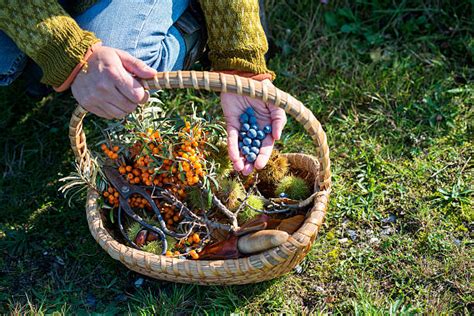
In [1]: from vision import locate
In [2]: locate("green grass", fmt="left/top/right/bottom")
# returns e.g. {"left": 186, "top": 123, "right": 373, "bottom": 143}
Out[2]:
{"left": 1, "top": 0, "right": 473, "bottom": 314}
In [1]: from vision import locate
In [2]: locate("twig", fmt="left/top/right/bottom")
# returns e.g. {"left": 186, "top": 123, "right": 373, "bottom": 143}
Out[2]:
{"left": 235, "top": 173, "right": 259, "bottom": 216}
{"left": 160, "top": 190, "right": 234, "bottom": 232}
{"left": 199, "top": 184, "right": 238, "bottom": 228}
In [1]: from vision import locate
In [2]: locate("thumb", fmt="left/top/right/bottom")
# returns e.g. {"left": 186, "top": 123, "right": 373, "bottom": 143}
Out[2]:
{"left": 115, "top": 50, "right": 157, "bottom": 78}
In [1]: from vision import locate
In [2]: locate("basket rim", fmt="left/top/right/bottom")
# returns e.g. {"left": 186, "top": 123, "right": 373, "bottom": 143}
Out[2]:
{"left": 70, "top": 71, "right": 332, "bottom": 284}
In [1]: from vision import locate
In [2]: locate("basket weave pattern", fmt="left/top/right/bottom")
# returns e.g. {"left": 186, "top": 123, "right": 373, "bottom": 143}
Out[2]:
{"left": 69, "top": 71, "right": 331, "bottom": 285}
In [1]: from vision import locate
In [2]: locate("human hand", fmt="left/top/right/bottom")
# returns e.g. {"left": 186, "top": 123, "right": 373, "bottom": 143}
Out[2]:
{"left": 221, "top": 79, "right": 287, "bottom": 176}
{"left": 71, "top": 45, "right": 157, "bottom": 119}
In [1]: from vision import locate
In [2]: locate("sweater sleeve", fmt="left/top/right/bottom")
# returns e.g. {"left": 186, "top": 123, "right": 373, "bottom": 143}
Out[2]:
{"left": 0, "top": 0, "right": 100, "bottom": 87}
{"left": 199, "top": 0, "right": 275, "bottom": 79}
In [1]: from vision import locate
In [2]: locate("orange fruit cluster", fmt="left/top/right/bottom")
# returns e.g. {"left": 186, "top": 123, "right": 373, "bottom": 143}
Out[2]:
{"left": 101, "top": 144, "right": 119, "bottom": 160}
{"left": 166, "top": 233, "right": 201, "bottom": 259}
{"left": 159, "top": 202, "right": 182, "bottom": 227}
{"left": 103, "top": 187, "right": 120, "bottom": 208}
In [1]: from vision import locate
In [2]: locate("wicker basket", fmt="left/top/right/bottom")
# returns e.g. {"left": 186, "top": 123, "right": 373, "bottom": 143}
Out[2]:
{"left": 69, "top": 71, "right": 331, "bottom": 285}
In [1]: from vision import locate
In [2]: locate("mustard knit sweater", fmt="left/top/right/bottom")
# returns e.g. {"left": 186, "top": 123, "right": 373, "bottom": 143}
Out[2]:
{"left": 0, "top": 0, "right": 274, "bottom": 87}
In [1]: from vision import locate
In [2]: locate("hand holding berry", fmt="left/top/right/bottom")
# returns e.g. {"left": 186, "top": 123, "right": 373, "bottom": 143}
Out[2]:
{"left": 220, "top": 79, "right": 287, "bottom": 176}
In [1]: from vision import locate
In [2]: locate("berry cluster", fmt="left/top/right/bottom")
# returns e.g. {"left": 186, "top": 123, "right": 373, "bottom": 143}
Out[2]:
{"left": 238, "top": 108, "right": 272, "bottom": 163}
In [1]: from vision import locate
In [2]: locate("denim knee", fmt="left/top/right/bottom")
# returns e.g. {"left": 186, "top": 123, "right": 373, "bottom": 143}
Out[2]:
{"left": 0, "top": 31, "right": 27, "bottom": 86}
{"left": 76, "top": 0, "right": 189, "bottom": 72}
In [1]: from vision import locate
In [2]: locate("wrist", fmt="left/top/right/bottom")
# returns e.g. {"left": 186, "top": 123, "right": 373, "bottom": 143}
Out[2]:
{"left": 53, "top": 42, "right": 102, "bottom": 92}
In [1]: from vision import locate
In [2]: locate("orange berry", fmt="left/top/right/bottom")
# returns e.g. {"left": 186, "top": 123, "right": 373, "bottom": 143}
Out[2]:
{"left": 113, "top": 146, "right": 119, "bottom": 152}
{"left": 100, "top": 144, "right": 107, "bottom": 151}
{"left": 127, "top": 173, "right": 134, "bottom": 180}
{"left": 167, "top": 219, "right": 174, "bottom": 225}
{"left": 192, "top": 233, "right": 200, "bottom": 244}
{"left": 134, "top": 177, "right": 140, "bottom": 184}
{"left": 132, "top": 169, "right": 140, "bottom": 176}
{"left": 189, "top": 250, "right": 199, "bottom": 260}
{"left": 108, "top": 187, "right": 114, "bottom": 194}
{"left": 118, "top": 166, "right": 126, "bottom": 174}
{"left": 103, "top": 191, "right": 110, "bottom": 197}
{"left": 125, "top": 165, "right": 132, "bottom": 172}
{"left": 174, "top": 251, "right": 180, "bottom": 256}
{"left": 165, "top": 250, "right": 173, "bottom": 257}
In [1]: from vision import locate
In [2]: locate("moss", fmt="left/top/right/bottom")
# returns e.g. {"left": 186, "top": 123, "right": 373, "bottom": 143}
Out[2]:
{"left": 238, "top": 195, "right": 265, "bottom": 223}
{"left": 275, "top": 176, "right": 311, "bottom": 200}
{"left": 127, "top": 222, "right": 142, "bottom": 241}
{"left": 257, "top": 150, "right": 289, "bottom": 184}
{"left": 186, "top": 186, "right": 211, "bottom": 210}
{"left": 141, "top": 241, "right": 162, "bottom": 255}
{"left": 217, "top": 178, "right": 245, "bottom": 211}
{"left": 210, "top": 141, "right": 233, "bottom": 178}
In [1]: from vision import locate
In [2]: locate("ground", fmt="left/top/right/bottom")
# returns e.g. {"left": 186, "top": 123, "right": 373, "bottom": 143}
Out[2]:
{"left": 1, "top": 0, "right": 473, "bottom": 314}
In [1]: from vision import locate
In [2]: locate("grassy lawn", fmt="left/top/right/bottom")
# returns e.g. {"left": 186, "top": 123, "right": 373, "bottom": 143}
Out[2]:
{"left": 1, "top": 0, "right": 472, "bottom": 314}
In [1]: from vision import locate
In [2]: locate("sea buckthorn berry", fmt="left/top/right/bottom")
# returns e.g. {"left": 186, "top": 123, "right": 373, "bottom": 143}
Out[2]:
{"left": 113, "top": 146, "right": 119, "bottom": 152}
{"left": 189, "top": 250, "right": 199, "bottom": 260}
{"left": 165, "top": 250, "right": 173, "bottom": 257}
{"left": 192, "top": 233, "right": 200, "bottom": 243}
{"left": 126, "top": 166, "right": 132, "bottom": 172}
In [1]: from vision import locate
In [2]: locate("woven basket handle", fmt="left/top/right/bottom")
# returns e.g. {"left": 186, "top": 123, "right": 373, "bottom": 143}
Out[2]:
{"left": 69, "top": 71, "right": 331, "bottom": 190}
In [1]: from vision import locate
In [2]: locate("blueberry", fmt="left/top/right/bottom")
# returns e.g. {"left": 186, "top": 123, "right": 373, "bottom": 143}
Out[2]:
{"left": 249, "top": 116, "right": 257, "bottom": 125}
{"left": 279, "top": 192, "right": 288, "bottom": 198}
{"left": 247, "top": 129, "right": 257, "bottom": 139}
{"left": 238, "top": 141, "right": 243, "bottom": 149}
{"left": 250, "top": 146, "right": 260, "bottom": 154}
{"left": 246, "top": 153, "right": 257, "bottom": 162}
{"left": 245, "top": 107, "right": 255, "bottom": 116}
{"left": 263, "top": 125, "right": 272, "bottom": 134}
{"left": 239, "top": 131, "right": 246, "bottom": 139}
{"left": 243, "top": 137, "right": 252, "bottom": 146}
{"left": 250, "top": 124, "right": 259, "bottom": 131}
{"left": 252, "top": 139, "right": 261, "bottom": 147}
{"left": 241, "top": 146, "right": 250, "bottom": 155}
{"left": 241, "top": 123, "right": 250, "bottom": 132}
{"left": 239, "top": 113, "right": 249, "bottom": 124}
{"left": 256, "top": 130, "right": 266, "bottom": 140}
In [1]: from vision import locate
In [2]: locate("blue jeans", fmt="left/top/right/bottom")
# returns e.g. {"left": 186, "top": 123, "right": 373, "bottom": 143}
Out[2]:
{"left": 0, "top": 0, "right": 190, "bottom": 86}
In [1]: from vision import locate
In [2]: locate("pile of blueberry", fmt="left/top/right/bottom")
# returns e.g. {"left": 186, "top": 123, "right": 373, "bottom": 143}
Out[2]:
{"left": 238, "top": 107, "right": 272, "bottom": 163}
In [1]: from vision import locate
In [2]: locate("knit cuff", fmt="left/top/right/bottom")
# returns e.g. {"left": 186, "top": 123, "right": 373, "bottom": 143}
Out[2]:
{"left": 210, "top": 50, "right": 276, "bottom": 81}
{"left": 33, "top": 17, "right": 100, "bottom": 87}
